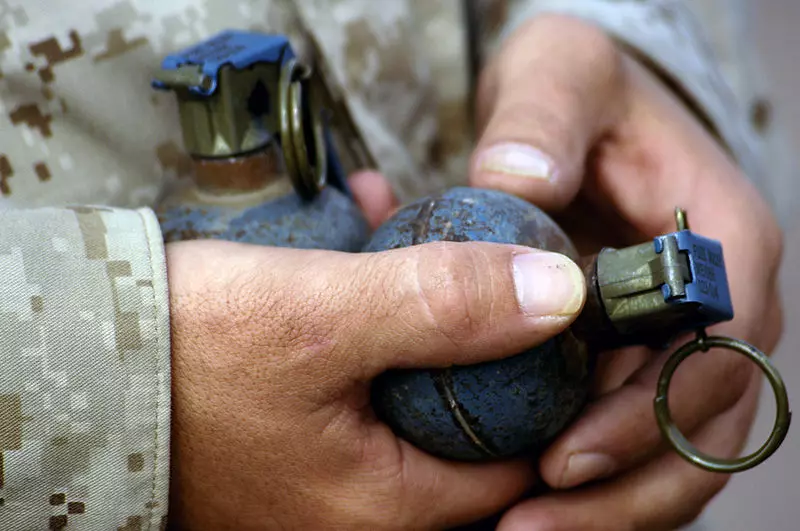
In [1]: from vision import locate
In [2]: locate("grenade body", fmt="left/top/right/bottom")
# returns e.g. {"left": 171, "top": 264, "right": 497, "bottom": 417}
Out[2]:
{"left": 157, "top": 178, "right": 370, "bottom": 250}
{"left": 365, "top": 187, "right": 593, "bottom": 461}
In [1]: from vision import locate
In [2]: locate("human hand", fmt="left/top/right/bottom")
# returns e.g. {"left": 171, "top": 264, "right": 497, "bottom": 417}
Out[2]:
{"left": 164, "top": 172, "right": 588, "bottom": 530}
{"left": 470, "top": 14, "right": 784, "bottom": 531}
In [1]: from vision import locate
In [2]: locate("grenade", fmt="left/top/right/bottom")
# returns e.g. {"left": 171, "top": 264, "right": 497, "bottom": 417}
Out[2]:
{"left": 153, "top": 31, "right": 790, "bottom": 475}
{"left": 151, "top": 30, "right": 371, "bottom": 251}
{"left": 366, "top": 187, "right": 791, "bottom": 473}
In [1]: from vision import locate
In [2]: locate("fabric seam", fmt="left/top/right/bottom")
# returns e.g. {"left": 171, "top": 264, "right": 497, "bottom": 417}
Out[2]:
{"left": 138, "top": 208, "right": 164, "bottom": 531}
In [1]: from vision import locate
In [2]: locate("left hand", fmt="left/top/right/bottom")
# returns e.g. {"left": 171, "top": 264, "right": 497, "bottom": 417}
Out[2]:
{"left": 469, "top": 14, "right": 785, "bottom": 530}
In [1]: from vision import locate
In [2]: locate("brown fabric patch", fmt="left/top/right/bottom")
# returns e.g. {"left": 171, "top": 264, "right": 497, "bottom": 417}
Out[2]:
{"left": 118, "top": 516, "right": 142, "bottom": 531}
{"left": 34, "top": 162, "right": 52, "bottom": 182}
{"left": 30, "top": 295, "right": 44, "bottom": 313}
{"left": 0, "top": 155, "right": 13, "bottom": 196}
{"left": 49, "top": 493, "right": 66, "bottom": 506}
{"left": 70, "top": 208, "right": 108, "bottom": 260}
{"left": 0, "top": 395, "right": 23, "bottom": 450}
{"left": 127, "top": 453, "right": 144, "bottom": 472}
{"left": 68, "top": 501, "right": 85, "bottom": 514}
{"left": 94, "top": 28, "right": 147, "bottom": 62}
{"left": 106, "top": 261, "right": 132, "bottom": 278}
{"left": 9, "top": 103, "right": 53, "bottom": 137}
{"left": 136, "top": 280, "right": 153, "bottom": 287}
{"left": 29, "top": 31, "right": 84, "bottom": 84}
{"left": 49, "top": 515, "right": 67, "bottom": 530}
{"left": 115, "top": 313, "right": 143, "bottom": 351}
{"left": 344, "top": 19, "right": 414, "bottom": 91}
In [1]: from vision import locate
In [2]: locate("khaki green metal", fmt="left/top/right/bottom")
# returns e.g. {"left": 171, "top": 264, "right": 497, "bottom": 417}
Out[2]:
{"left": 596, "top": 240, "right": 691, "bottom": 335}
{"left": 153, "top": 62, "right": 282, "bottom": 158}
{"left": 154, "top": 51, "right": 337, "bottom": 200}
{"left": 655, "top": 332, "right": 791, "bottom": 473}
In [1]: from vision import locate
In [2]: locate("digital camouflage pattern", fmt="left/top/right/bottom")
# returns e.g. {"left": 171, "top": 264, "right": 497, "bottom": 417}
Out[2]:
{"left": 0, "top": 0, "right": 792, "bottom": 529}
{"left": 0, "top": 206, "right": 169, "bottom": 530}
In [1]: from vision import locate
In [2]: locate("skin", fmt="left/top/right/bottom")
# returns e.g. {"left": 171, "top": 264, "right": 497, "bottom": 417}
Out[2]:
{"left": 165, "top": 13, "right": 784, "bottom": 531}
{"left": 469, "top": 15, "right": 784, "bottom": 531}
{"left": 165, "top": 173, "right": 586, "bottom": 530}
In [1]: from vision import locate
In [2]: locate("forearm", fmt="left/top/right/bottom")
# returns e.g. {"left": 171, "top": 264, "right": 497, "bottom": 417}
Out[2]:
{"left": 0, "top": 206, "right": 171, "bottom": 529}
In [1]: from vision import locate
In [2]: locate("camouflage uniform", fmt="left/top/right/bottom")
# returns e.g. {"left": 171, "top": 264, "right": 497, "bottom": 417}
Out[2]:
{"left": 0, "top": 1, "right": 791, "bottom": 529}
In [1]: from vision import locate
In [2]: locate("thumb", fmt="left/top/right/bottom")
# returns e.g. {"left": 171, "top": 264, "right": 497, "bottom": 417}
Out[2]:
{"left": 167, "top": 238, "right": 587, "bottom": 382}
{"left": 471, "top": 14, "right": 627, "bottom": 211}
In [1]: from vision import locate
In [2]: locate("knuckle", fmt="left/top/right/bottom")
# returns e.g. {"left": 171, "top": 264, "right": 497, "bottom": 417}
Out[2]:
{"left": 414, "top": 242, "right": 488, "bottom": 347}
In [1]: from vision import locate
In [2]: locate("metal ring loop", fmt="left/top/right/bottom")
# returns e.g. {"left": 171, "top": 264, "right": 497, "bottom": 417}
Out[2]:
{"left": 654, "top": 335, "right": 791, "bottom": 473}
{"left": 279, "top": 58, "right": 327, "bottom": 200}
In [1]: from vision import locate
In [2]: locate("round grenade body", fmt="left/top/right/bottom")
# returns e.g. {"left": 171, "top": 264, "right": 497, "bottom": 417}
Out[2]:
{"left": 157, "top": 180, "right": 371, "bottom": 250}
{"left": 365, "top": 187, "right": 592, "bottom": 461}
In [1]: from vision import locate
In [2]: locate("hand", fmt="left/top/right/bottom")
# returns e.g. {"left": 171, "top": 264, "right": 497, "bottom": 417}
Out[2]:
{"left": 470, "top": 14, "right": 784, "bottom": 531}
{"left": 164, "top": 173, "right": 588, "bottom": 530}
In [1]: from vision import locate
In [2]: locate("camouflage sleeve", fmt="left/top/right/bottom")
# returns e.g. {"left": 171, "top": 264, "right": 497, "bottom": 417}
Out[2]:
{"left": 476, "top": 0, "right": 795, "bottom": 227}
{"left": 0, "top": 206, "right": 170, "bottom": 530}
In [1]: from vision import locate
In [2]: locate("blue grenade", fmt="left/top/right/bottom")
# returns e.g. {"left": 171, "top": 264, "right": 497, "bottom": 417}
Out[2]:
{"left": 366, "top": 188, "right": 790, "bottom": 474}
{"left": 151, "top": 30, "right": 370, "bottom": 251}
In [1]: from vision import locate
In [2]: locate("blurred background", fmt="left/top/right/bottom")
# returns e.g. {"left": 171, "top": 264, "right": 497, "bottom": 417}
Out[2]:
{"left": 690, "top": 1, "right": 800, "bottom": 529}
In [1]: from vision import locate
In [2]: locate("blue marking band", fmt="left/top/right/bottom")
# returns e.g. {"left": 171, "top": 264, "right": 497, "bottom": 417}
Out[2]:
{"left": 654, "top": 230, "right": 734, "bottom": 326}
{"left": 152, "top": 30, "right": 294, "bottom": 96}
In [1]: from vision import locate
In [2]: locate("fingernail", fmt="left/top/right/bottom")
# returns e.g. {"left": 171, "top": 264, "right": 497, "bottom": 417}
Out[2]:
{"left": 513, "top": 252, "right": 585, "bottom": 317}
{"left": 560, "top": 453, "right": 616, "bottom": 488}
{"left": 476, "top": 143, "right": 555, "bottom": 180}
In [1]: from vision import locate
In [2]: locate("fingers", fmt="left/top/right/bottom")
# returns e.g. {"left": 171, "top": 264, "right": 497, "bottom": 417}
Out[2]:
{"left": 471, "top": 14, "right": 627, "bottom": 211}
{"left": 497, "top": 379, "right": 761, "bottom": 531}
{"left": 538, "top": 341, "right": 752, "bottom": 489}
{"left": 347, "top": 170, "right": 399, "bottom": 229}
{"left": 167, "top": 238, "right": 586, "bottom": 385}
{"left": 396, "top": 441, "right": 535, "bottom": 530}
{"left": 537, "top": 274, "right": 781, "bottom": 490}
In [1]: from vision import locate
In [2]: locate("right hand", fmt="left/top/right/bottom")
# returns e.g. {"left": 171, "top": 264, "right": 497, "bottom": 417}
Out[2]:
{"left": 164, "top": 221, "right": 586, "bottom": 529}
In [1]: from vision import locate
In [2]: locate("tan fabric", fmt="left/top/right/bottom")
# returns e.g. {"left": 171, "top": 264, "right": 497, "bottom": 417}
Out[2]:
{"left": 0, "top": 0, "right": 788, "bottom": 528}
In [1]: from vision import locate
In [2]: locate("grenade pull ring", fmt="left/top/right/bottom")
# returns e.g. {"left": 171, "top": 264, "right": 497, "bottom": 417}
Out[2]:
{"left": 279, "top": 57, "right": 328, "bottom": 200}
{"left": 653, "top": 209, "right": 792, "bottom": 473}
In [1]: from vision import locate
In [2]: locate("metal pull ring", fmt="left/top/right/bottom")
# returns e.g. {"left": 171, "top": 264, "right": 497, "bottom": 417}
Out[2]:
{"left": 279, "top": 58, "right": 327, "bottom": 200}
{"left": 654, "top": 333, "right": 792, "bottom": 473}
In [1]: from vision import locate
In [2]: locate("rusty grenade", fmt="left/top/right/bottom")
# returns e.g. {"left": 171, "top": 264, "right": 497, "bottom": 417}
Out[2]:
{"left": 152, "top": 30, "right": 371, "bottom": 251}
{"left": 153, "top": 31, "right": 790, "bottom": 475}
